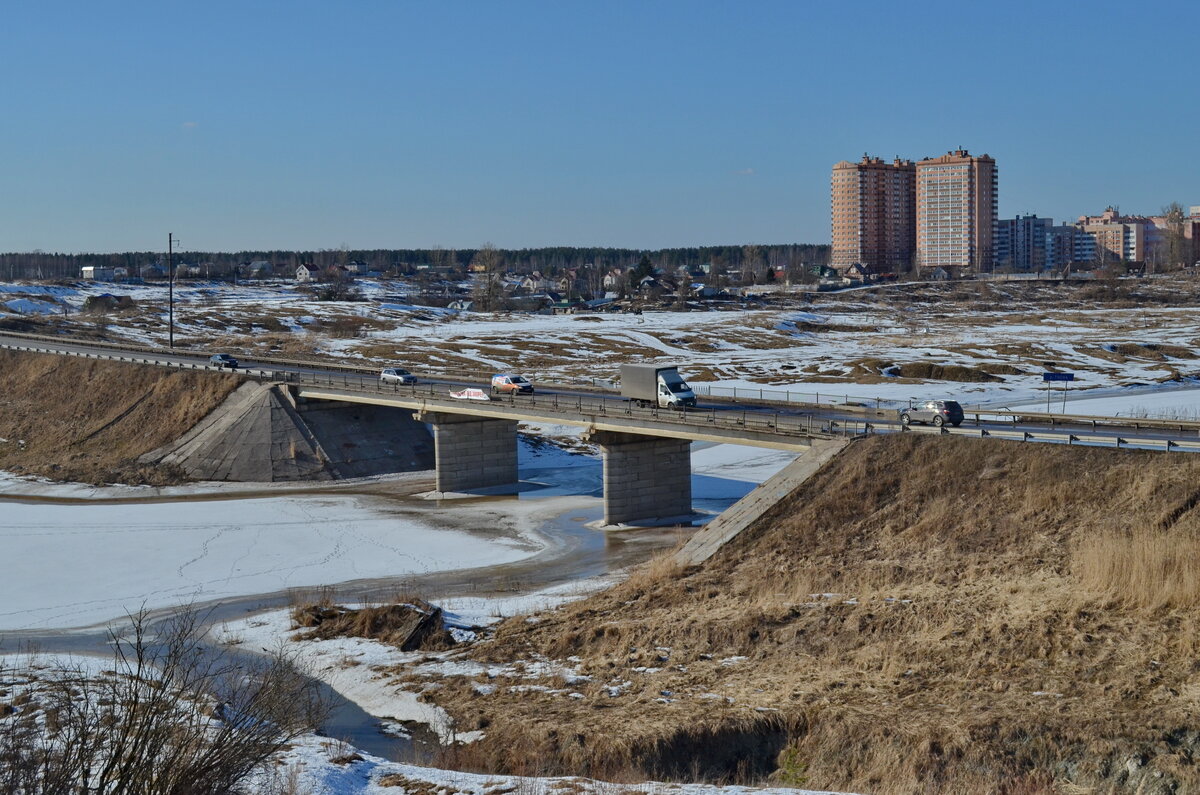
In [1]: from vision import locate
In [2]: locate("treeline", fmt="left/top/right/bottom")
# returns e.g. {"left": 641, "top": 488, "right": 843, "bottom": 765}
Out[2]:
{"left": 0, "top": 244, "right": 829, "bottom": 281}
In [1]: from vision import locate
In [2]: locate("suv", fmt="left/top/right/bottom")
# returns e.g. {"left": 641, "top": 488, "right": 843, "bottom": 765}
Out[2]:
{"left": 901, "top": 400, "right": 964, "bottom": 428}
{"left": 380, "top": 367, "right": 417, "bottom": 385}
{"left": 209, "top": 353, "right": 239, "bottom": 370}
{"left": 491, "top": 374, "right": 534, "bottom": 395}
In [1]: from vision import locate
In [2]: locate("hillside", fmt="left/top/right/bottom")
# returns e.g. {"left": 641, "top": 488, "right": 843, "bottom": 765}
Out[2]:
{"left": 403, "top": 435, "right": 1200, "bottom": 793}
{"left": 0, "top": 351, "right": 240, "bottom": 484}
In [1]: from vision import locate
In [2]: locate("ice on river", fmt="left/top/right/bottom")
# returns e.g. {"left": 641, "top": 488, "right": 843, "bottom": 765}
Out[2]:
{"left": 0, "top": 493, "right": 545, "bottom": 631}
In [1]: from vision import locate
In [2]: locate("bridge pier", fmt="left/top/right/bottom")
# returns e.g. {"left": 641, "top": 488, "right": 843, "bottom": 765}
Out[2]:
{"left": 588, "top": 431, "right": 692, "bottom": 525}
{"left": 416, "top": 412, "right": 518, "bottom": 493}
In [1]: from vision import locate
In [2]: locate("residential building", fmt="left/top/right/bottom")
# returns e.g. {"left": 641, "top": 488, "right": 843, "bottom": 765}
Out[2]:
{"left": 295, "top": 264, "right": 317, "bottom": 283}
{"left": 80, "top": 266, "right": 115, "bottom": 281}
{"left": 1045, "top": 224, "right": 1083, "bottom": 269}
{"left": 915, "top": 149, "right": 998, "bottom": 274}
{"left": 830, "top": 154, "right": 915, "bottom": 274}
{"left": 1077, "top": 208, "right": 1145, "bottom": 264}
{"left": 995, "top": 214, "right": 1052, "bottom": 271}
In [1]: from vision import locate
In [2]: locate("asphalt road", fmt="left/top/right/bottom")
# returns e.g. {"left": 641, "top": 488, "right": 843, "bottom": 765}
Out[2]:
{"left": 4, "top": 332, "right": 1199, "bottom": 450}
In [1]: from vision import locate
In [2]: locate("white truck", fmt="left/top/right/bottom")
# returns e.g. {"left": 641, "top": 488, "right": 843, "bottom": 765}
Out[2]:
{"left": 620, "top": 364, "right": 697, "bottom": 410}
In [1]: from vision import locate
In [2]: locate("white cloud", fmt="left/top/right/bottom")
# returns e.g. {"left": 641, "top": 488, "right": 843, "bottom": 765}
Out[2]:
{"left": 181, "top": 121, "right": 198, "bottom": 130}
{"left": 735, "top": 167, "right": 755, "bottom": 176}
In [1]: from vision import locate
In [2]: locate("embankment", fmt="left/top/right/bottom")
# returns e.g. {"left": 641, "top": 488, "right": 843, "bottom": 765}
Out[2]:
{"left": 413, "top": 435, "right": 1200, "bottom": 793}
{"left": 0, "top": 350, "right": 240, "bottom": 484}
{"left": 0, "top": 350, "right": 435, "bottom": 485}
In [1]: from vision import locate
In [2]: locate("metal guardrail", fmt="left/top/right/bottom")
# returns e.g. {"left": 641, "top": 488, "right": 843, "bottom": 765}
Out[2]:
{"left": 902, "top": 423, "right": 1200, "bottom": 452}
{"left": 963, "top": 409, "right": 1200, "bottom": 435}
{"left": 691, "top": 383, "right": 902, "bottom": 410}
{"left": 0, "top": 330, "right": 618, "bottom": 395}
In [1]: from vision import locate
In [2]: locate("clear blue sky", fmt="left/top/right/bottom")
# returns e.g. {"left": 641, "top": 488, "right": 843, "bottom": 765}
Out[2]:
{"left": 2, "top": 1, "right": 1195, "bottom": 253}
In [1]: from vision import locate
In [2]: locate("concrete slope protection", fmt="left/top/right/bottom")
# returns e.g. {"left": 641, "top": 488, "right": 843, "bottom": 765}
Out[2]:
{"left": 674, "top": 437, "right": 849, "bottom": 566}
{"left": 141, "top": 383, "right": 434, "bottom": 482}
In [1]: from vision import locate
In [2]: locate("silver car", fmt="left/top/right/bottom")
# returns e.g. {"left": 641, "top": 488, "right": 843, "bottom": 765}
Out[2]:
{"left": 900, "top": 399, "right": 964, "bottom": 428}
{"left": 380, "top": 367, "right": 417, "bottom": 385}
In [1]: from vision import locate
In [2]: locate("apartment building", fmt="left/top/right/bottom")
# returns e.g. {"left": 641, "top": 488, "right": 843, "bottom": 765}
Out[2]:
{"left": 830, "top": 155, "right": 915, "bottom": 274}
{"left": 915, "top": 150, "right": 998, "bottom": 273}
{"left": 995, "top": 214, "right": 1052, "bottom": 271}
{"left": 1077, "top": 207, "right": 1144, "bottom": 263}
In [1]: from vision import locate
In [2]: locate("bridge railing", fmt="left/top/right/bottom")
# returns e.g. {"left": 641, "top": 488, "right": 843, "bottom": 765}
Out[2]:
{"left": 287, "top": 369, "right": 871, "bottom": 441}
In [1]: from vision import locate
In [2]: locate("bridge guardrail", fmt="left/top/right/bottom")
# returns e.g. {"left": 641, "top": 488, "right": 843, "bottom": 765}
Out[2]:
{"left": 288, "top": 371, "right": 870, "bottom": 442}
{"left": 6, "top": 331, "right": 1200, "bottom": 439}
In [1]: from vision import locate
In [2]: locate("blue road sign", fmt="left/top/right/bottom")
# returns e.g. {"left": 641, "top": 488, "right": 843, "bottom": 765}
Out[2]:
{"left": 1042, "top": 372, "right": 1075, "bottom": 382}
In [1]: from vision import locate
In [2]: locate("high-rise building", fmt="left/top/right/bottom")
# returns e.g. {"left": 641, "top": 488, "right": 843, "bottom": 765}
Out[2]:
{"left": 830, "top": 155, "right": 915, "bottom": 274}
{"left": 995, "top": 214, "right": 1052, "bottom": 271}
{"left": 1045, "top": 223, "right": 1083, "bottom": 269}
{"left": 915, "top": 149, "right": 998, "bottom": 273}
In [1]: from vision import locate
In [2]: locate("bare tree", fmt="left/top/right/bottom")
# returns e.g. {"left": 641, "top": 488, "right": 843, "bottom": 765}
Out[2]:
{"left": 0, "top": 609, "right": 327, "bottom": 794}
{"left": 470, "top": 243, "right": 506, "bottom": 311}
{"left": 1163, "top": 202, "right": 1189, "bottom": 270}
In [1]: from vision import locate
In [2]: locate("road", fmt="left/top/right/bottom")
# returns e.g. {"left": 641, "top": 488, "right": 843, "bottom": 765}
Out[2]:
{"left": 3, "top": 331, "right": 1200, "bottom": 451}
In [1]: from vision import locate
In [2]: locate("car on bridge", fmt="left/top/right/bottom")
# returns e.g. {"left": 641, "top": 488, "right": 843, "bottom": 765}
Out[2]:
{"left": 380, "top": 367, "right": 417, "bottom": 385}
{"left": 491, "top": 374, "right": 534, "bottom": 395}
{"left": 901, "top": 399, "right": 964, "bottom": 428}
{"left": 208, "top": 353, "right": 239, "bottom": 370}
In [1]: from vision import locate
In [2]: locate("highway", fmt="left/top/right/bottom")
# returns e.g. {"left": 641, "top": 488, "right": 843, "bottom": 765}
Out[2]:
{"left": 3, "top": 331, "right": 1200, "bottom": 452}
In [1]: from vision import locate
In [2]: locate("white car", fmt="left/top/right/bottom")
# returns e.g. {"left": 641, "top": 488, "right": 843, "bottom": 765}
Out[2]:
{"left": 380, "top": 367, "right": 417, "bottom": 385}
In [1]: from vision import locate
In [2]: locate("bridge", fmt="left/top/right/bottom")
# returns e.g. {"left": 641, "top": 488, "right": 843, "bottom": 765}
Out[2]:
{"left": 4, "top": 331, "right": 1200, "bottom": 525}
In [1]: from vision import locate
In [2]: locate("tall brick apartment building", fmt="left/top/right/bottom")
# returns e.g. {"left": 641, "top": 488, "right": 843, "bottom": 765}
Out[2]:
{"left": 915, "top": 149, "right": 998, "bottom": 274}
{"left": 830, "top": 155, "right": 915, "bottom": 274}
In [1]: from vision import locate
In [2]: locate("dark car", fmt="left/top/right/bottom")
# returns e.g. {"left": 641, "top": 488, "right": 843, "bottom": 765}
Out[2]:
{"left": 900, "top": 399, "right": 964, "bottom": 428}
{"left": 209, "top": 353, "right": 239, "bottom": 370}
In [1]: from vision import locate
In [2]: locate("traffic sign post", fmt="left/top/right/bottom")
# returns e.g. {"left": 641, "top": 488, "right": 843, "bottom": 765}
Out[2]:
{"left": 1043, "top": 372, "right": 1075, "bottom": 412}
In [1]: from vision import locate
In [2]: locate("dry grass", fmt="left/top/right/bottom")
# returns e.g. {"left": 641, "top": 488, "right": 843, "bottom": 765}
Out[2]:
{"left": 400, "top": 436, "right": 1200, "bottom": 792}
{"left": 1073, "top": 529, "right": 1200, "bottom": 609}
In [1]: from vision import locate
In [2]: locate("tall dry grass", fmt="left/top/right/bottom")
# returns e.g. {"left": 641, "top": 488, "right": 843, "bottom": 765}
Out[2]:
{"left": 1073, "top": 528, "right": 1200, "bottom": 609}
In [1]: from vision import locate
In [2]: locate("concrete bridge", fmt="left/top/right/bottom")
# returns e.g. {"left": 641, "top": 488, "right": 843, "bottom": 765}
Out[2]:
{"left": 290, "top": 377, "right": 860, "bottom": 525}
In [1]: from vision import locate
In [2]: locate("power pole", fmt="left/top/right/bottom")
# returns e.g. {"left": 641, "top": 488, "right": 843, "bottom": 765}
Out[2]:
{"left": 168, "top": 232, "right": 175, "bottom": 349}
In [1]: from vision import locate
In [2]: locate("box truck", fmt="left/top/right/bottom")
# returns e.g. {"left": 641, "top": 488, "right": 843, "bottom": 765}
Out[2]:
{"left": 620, "top": 364, "right": 697, "bottom": 409}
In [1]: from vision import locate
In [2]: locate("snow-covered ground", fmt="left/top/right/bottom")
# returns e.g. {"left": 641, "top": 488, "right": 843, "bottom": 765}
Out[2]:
{"left": 0, "top": 491, "right": 557, "bottom": 631}
{"left": 212, "top": 578, "right": 623, "bottom": 744}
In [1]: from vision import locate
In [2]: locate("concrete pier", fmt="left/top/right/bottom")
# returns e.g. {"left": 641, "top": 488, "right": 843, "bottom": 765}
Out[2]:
{"left": 589, "top": 431, "right": 692, "bottom": 525}
{"left": 417, "top": 412, "right": 519, "bottom": 493}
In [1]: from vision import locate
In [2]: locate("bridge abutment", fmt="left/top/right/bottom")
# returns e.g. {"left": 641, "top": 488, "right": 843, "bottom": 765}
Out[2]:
{"left": 589, "top": 431, "right": 692, "bottom": 525}
{"left": 417, "top": 412, "right": 519, "bottom": 493}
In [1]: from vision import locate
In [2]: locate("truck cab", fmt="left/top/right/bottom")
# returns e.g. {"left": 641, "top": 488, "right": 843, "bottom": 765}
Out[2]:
{"left": 656, "top": 371, "right": 696, "bottom": 409}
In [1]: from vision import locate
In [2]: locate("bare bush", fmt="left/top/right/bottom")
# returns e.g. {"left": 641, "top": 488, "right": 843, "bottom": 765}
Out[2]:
{"left": 0, "top": 608, "right": 328, "bottom": 794}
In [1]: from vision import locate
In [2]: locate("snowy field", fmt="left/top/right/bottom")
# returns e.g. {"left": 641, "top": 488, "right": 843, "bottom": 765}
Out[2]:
{"left": 6, "top": 277, "right": 1200, "bottom": 415}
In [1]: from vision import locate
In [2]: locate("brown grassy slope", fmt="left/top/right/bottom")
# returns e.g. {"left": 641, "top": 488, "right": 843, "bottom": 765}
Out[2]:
{"left": 416, "top": 435, "right": 1200, "bottom": 792}
{"left": 0, "top": 351, "right": 239, "bottom": 484}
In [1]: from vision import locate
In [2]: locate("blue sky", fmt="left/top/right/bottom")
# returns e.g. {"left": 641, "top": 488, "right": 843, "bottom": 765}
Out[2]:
{"left": 2, "top": 1, "right": 1195, "bottom": 253}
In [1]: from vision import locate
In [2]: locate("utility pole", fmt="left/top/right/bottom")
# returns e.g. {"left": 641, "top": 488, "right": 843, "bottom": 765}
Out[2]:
{"left": 168, "top": 232, "right": 175, "bottom": 349}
